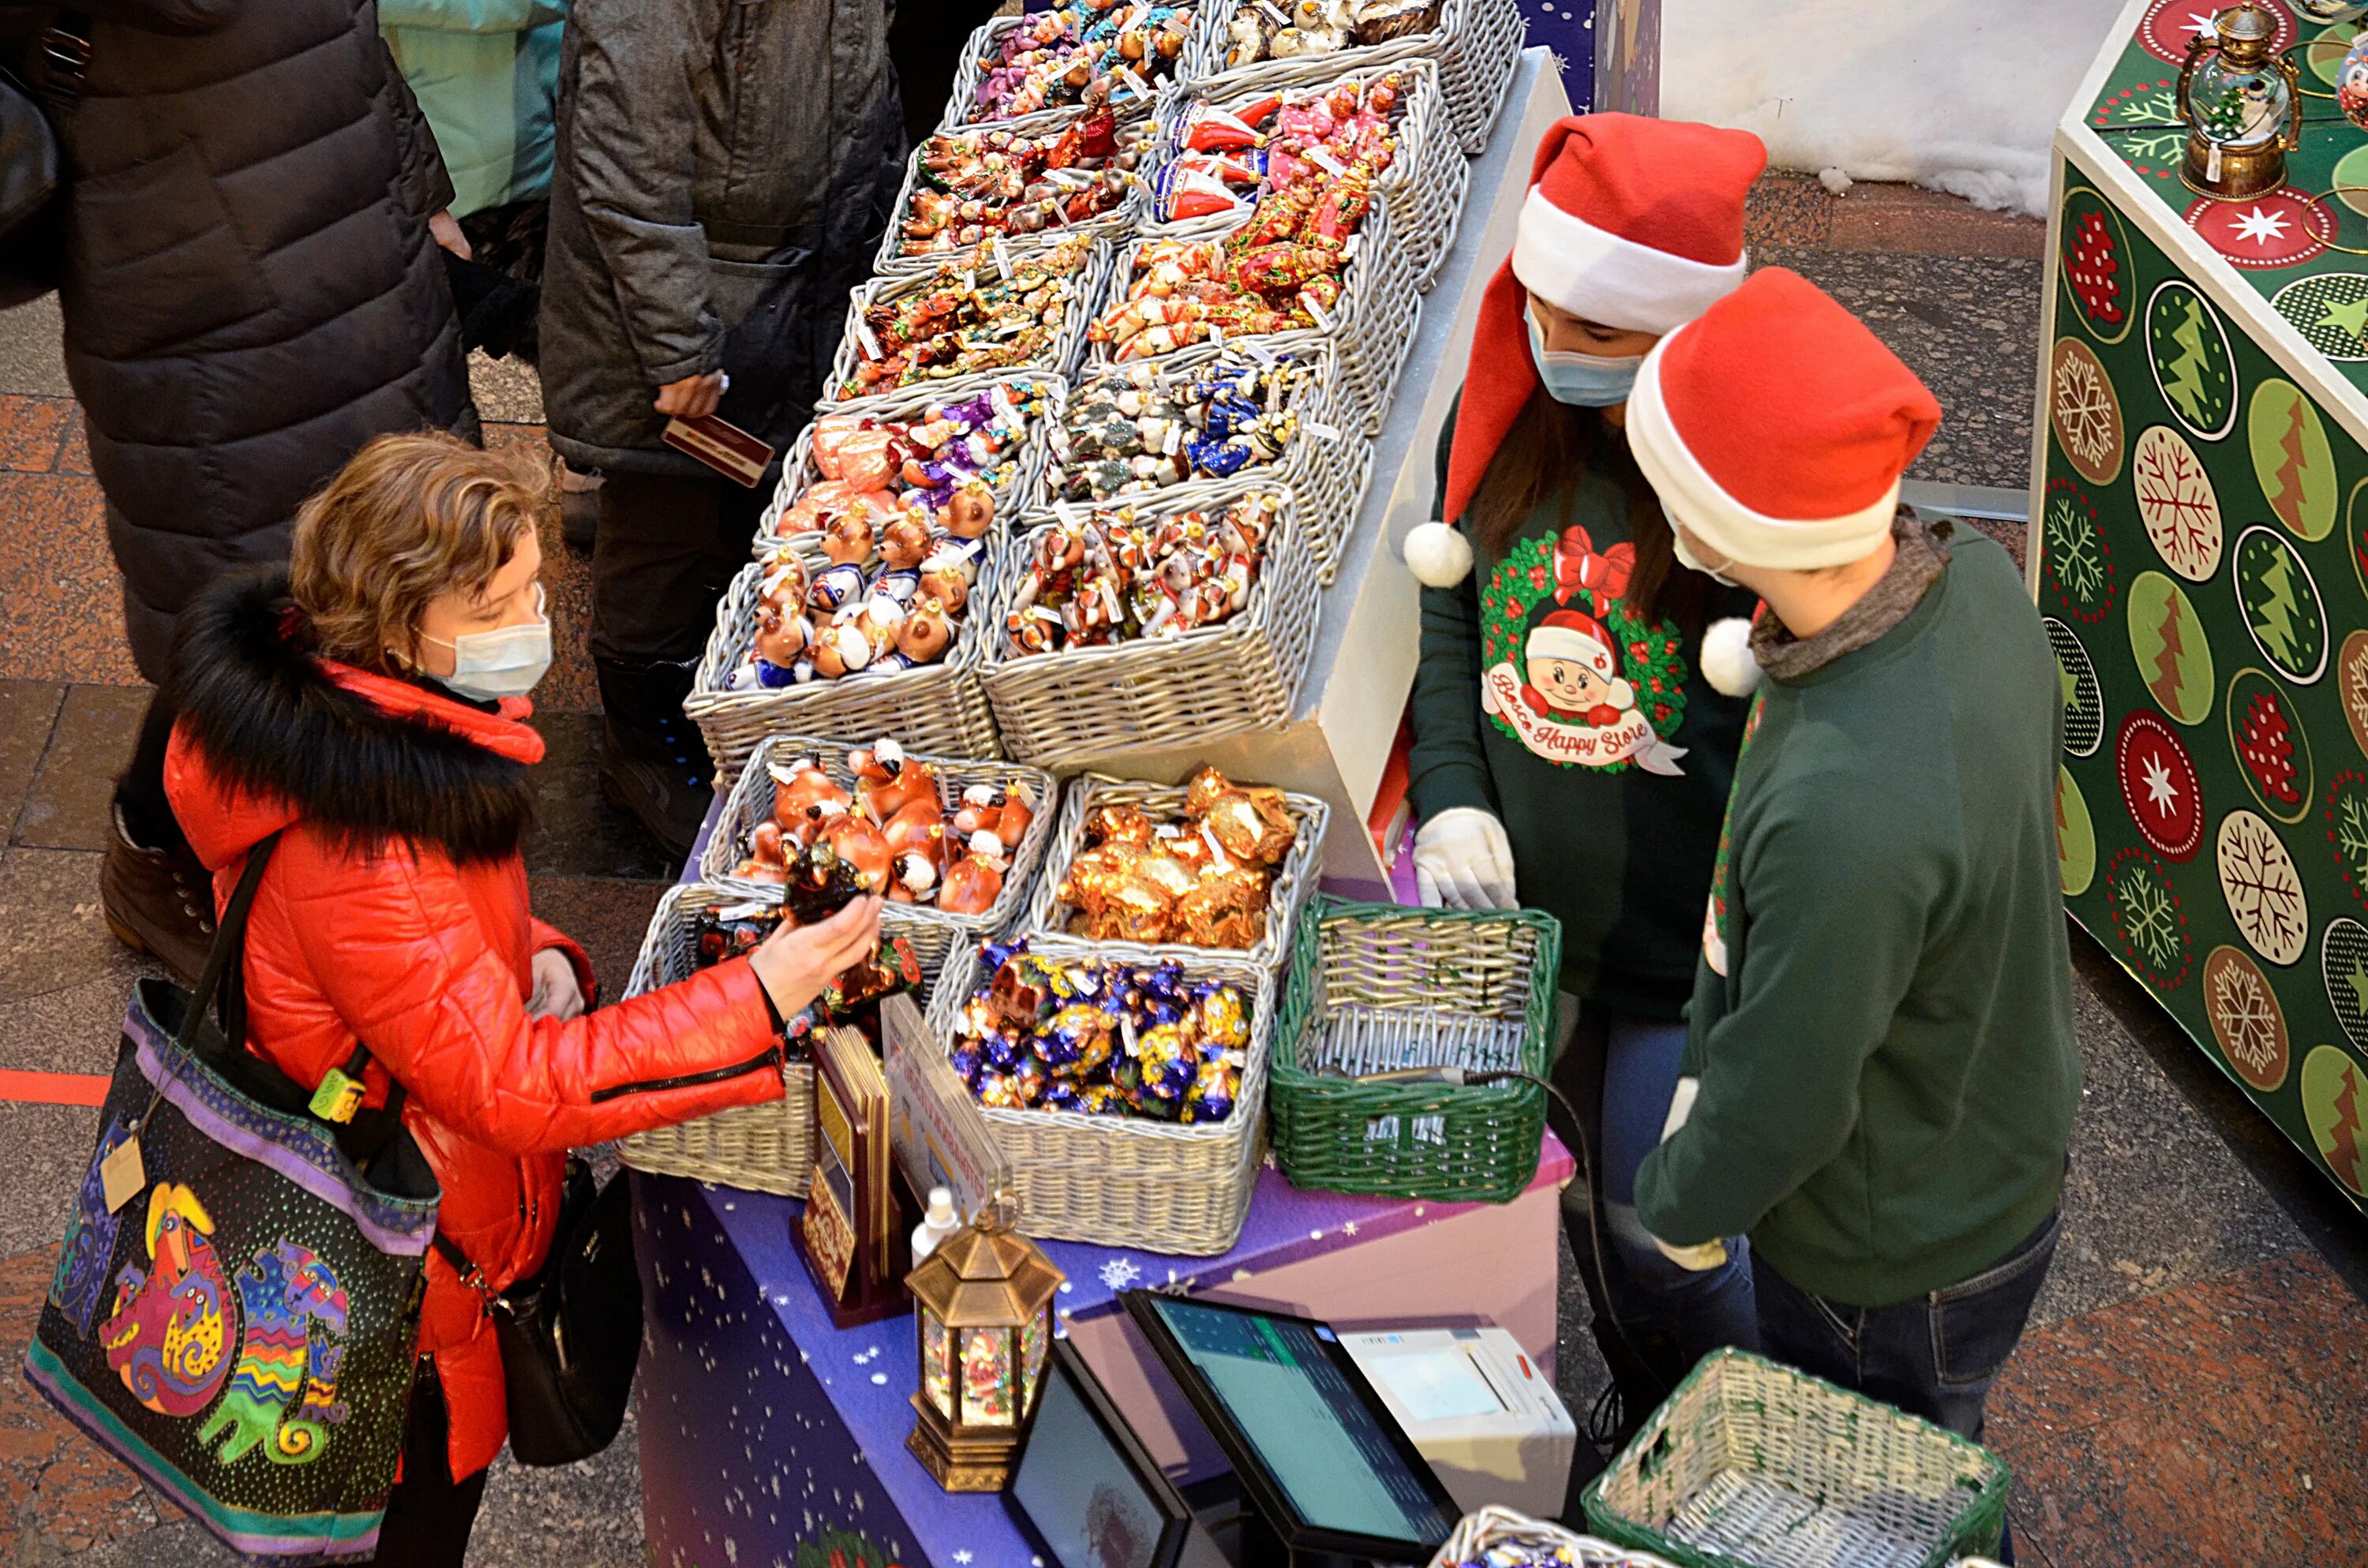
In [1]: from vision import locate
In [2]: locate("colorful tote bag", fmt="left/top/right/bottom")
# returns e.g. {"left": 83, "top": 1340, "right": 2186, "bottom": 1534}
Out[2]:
{"left": 24, "top": 836, "right": 443, "bottom": 1563}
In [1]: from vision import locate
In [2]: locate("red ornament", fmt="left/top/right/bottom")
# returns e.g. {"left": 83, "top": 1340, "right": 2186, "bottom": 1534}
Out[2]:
{"left": 2118, "top": 710, "right": 2205, "bottom": 863}
{"left": 2066, "top": 209, "right": 2123, "bottom": 329}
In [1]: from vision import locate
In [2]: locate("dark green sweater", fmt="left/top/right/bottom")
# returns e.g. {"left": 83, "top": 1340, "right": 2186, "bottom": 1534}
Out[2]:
{"left": 1407, "top": 406, "right": 1756, "bottom": 1016}
{"left": 1633, "top": 531, "right": 2081, "bottom": 1307}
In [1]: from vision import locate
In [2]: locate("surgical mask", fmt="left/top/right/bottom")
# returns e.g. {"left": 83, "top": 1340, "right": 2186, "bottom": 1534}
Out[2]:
{"left": 420, "top": 582, "right": 553, "bottom": 700}
{"left": 1527, "top": 312, "right": 1643, "bottom": 407}
{"left": 1665, "top": 506, "right": 1743, "bottom": 589}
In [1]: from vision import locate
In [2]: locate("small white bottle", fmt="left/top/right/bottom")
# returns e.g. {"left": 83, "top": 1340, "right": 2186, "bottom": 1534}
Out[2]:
{"left": 911, "top": 1186, "right": 961, "bottom": 1263}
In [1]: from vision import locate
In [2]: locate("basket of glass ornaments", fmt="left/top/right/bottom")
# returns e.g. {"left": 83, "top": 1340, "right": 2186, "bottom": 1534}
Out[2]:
{"left": 825, "top": 233, "right": 1113, "bottom": 414}
{"left": 1145, "top": 54, "right": 1469, "bottom": 292}
{"left": 1022, "top": 768, "right": 1330, "bottom": 973}
{"left": 942, "top": 4, "right": 1218, "bottom": 132}
{"left": 1268, "top": 896, "right": 1560, "bottom": 1203}
{"left": 1040, "top": 341, "right": 1373, "bottom": 582}
{"left": 1582, "top": 1349, "right": 2012, "bottom": 1568}
{"left": 912, "top": 932, "right": 1275, "bottom": 1253}
{"left": 1425, "top": 1508, "right": 1680, "bottom": 1568}
{"left": 875, "top": 96, "right": 1162, "bottom": 278}
{"left": 753, "top": 373, "right": 1065, "bottom": 560}
{"left": 1198, "top": 0, "right": 1526, "bottom": 155}
{"left": 613, "top": 882, "right": 935, "bottom": 1198}
{"left": 699, "top": 732, "right": 1058, "bottom": 973}
{"left": 1088, "top": 184, "right": 1418, "bottom": 436}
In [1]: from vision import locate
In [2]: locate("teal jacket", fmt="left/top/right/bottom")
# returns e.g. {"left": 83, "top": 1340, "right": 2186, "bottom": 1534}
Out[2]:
{"left": 382, "top": 0, "right": 567, "bottom": 217}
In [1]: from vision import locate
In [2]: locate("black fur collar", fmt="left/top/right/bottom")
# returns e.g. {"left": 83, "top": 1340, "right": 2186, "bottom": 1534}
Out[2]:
{"left": 169, "top": 570, "right": 535, "bottom": 863}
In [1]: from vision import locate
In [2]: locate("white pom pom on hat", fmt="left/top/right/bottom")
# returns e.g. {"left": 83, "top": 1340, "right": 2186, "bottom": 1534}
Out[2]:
{"left": 1404, "top": 519, "right": 1475, "bottom": 588}
{"left": 1699, "top": 615, "right": 1761, "bottom": 697}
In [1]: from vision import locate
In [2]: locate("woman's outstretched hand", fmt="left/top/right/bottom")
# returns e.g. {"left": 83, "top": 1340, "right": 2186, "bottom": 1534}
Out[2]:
{"left": 747, "top": 896, "right": 886, "bottom": 1020}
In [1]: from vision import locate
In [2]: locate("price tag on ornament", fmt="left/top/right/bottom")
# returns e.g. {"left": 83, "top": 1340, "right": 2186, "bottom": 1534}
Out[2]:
{"left": 964, "top": 268, "right": 979, "bottom": 296}
{"left": 854, "top": 316, "right": 884, "bottom": 361}
{"left": 1118, "top": 65, "right": 1152, "bottom": 100}
{"left": 991, "top": 237, "right": 1015, "bottom": 283}
{"left": 1345, "top": 231, "right": 1362, "bottom": 262}
{"left": 1298, "top": 290, "right": 1333, "bottom": 332}
{"left": 990, "top": 383, "right": 1019, "bottom": 427}
{"left": 1163, "top": 420, "right": 1183, "bottom": 455}
{"left": 1308, "top": 147, "right": 1347, "bottom": 178}
{"left": 1208, "top": 323, "right": 1226, "bottom": 348}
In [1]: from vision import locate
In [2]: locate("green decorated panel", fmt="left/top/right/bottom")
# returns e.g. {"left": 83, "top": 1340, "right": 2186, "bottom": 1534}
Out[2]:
{"left": 2045, "top": 168, "right": 2368, "bottom": 1214}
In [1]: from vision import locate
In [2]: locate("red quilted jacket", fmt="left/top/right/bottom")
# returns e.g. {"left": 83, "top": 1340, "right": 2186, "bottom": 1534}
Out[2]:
{"left": 162, "top": 574, "right": 784, "bottom": 1480}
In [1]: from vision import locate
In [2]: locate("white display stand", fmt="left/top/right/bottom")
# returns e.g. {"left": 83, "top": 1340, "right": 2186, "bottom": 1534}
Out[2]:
{"left": 1077, "top": 50, "right": 1573, "bottom": 893}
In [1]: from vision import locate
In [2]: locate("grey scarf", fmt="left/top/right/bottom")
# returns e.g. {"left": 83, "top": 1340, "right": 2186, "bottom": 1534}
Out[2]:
{"left": 1749, "top": 513, "right": 1952, "bottom": 682}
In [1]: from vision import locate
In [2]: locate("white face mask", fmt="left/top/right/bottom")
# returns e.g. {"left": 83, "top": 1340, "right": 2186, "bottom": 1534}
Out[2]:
{"left": 1665, "top": 507, "right": 1743, "bottom": 589}
{"left": 419, "top": 582, "right": 552, "bottom": 700}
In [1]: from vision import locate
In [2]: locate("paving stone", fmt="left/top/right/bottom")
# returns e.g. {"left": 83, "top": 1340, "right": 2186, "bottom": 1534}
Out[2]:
{"left": 0, "top": 393, "right": 75, "bottom": 475}
{"left": 523, "top": 712, "right": 673, "bottom": 881}
{"left": 13, "top": 683, "right": 152, "bottom": 851}
{"left": 0, "top": 848, "right": 149, "bottom": 1008}
{"left": 0, "top": 679, "right": 63, "bottom": 836}
{"left": 0, "top": 1104, "right": 99, "bottom": 1259}
{"left": 0, "top": 470, "right": 140, "bottom": 687}
{"left": 529, "top": 876, "right": 669, "bottom": 1003}
{"left": 0, "top": 973, "right": 152, "bottom": 1078}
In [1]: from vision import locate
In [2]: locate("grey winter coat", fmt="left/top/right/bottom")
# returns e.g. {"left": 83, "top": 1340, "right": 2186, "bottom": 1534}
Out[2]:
{"left": 44, "top": 0, "right": 475, "bottom": 680}
{"left": 537, "top": 0, "right": 903, "bottom": 476}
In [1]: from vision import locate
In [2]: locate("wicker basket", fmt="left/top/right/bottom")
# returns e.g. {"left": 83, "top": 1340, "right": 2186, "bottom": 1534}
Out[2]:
{"left": 609, "top": 884, "right": 822, "bottom": 1198}
{"left": 823, "top": 235, "right": 1113, "bottom": 413}
{"left": 753, "top": 372, "right": 1067, "bottom": 560}
{"left": 874, "top": 98, "right": 1162, "bottom": 278}
{"left": 1194, "top": 0, "right": 1525, "bottom": 155}
{"left": 1021, "top": 771, "right": 1331, "bottom": 971}
{"left": 699, "top": 732, "right": 1059, "bottom": 970}
{"left": 913, "top": 936, "right": 1274, "bottom": 1253}
{"left": 1268, "top": 896, "right": 1558, "bottom": 1203}
{"left": 1426, "top": 1508, "right": 1680, "bottom": 1568}
{"left": 980, "top": 488, "right": 1322, "bottom": 769}
{"left": 1144, "top": 56, "right": 1471, "bottom": 293}
{"left": 1090, "top": 197, "right": 1418, "bottom": 436}
{"left": 684, "top": 552, "right": 1005, "bottom": 777}
{"left": 1583, "top": 1349, "right": 2012, "bottom": 1568}
{"left": 1040, "top": 343, "right": 1374, "bottom": 584}
{"left": 941, "top": 11, "right": 1220, "bottom": 133}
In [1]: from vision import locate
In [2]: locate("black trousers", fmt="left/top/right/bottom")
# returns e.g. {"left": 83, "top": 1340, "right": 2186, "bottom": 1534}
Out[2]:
{"left": 114, "top": 686, "right": 186, "bottom": 855}
{"left": 590, "top": 470, "right": 768, "bottom": 668}
{"left": 372, "top": 1367, "right": 489, "bottom": 1566}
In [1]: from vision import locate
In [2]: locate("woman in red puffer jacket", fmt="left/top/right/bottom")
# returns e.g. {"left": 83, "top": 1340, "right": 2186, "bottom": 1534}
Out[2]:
{"left": 162, "top": 432, "right": 884, "bottom": 1565}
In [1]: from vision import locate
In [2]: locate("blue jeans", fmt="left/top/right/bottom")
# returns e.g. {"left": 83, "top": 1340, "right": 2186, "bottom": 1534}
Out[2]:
{"left": 1752, "top": 1208, "right": 2060, "bottom": 1565}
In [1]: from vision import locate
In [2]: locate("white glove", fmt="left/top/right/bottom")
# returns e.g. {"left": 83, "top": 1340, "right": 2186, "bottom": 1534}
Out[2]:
{"left": 1412, "top": 806, "right": 1516, "bottom": 910}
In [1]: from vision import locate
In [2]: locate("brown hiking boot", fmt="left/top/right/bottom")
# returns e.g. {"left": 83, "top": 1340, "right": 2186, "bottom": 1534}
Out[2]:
{"left": 100, "top": 803, "right": 215, "bottom": 981}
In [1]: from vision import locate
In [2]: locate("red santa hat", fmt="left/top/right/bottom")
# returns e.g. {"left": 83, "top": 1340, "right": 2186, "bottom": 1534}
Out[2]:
{"left": 1403, "top": 113, "right": 1764, "bottom": 590}
{"left": 1527, "top": 608, "right": 1633, "bottom": 709}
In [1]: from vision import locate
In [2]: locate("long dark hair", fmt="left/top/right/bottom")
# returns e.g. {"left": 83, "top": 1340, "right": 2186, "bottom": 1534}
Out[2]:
{"left": 1463, "top": 387, "right": 1713, "bottom": 641}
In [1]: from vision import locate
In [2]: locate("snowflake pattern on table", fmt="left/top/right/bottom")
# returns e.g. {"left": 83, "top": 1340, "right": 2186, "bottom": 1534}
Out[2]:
{"left": 2047, "top": 617, "right": 2105, "bottom": 759}
{"left": 2340, "top": 630, "right": 2368, "bottom": 762}
{"left": 2141, "top": 0, "right": 2297, "bottom": 65}
{"left": 2090, "top": 80, "right": 2186, "bottom": 182}
{"left": 2059, "top": 187, "right": 2137, "bottom": 342}
{"left": 2233, "top": 526, "right": 2329, "bottom": 685}
{"left": 2050, "top": 337, "right": 2125, "bottom": 485}
{"left": 2272, "top": 273, "right": 2368, "bottom": 364}
{"left": 2321, "top": 916, "right": 2368, "bottom": 1053}
{"left": 2219, "top": 807, "right": 2310, "bottom": 965}
{"left": 1096, "top": 1256, "right": 1141, "bottom": 1291}
{"left": 2106, "top": 844, "right": 2193, "bottom": 990}
{"left": 2183, "top": 189, "right": 2333, "bottom": 270}
{"left": 2042, "top": 478, "right": 2117, "bottom": 621}
{"left": 2130, "top": 425, "right": 2223, "bottom": 581}
{"left": 2204, "top": 943, "right": 2292, "bottom": 1091}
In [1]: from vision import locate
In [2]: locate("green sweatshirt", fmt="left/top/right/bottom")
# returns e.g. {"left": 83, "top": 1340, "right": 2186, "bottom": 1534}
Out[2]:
{"left": 1633, "top": 529, "right": 2081, "bottom": 1308}
{"left": 1407, "top": 404, "right": 1757, "bottom": 1016}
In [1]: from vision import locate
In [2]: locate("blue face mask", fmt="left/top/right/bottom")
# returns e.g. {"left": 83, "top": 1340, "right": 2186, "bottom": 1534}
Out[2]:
{"left": 1527, "top": 312, "right": 1644, "bottom": 407}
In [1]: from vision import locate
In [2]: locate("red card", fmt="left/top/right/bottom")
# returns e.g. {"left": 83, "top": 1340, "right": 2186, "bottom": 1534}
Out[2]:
{"left": 661, "top": 413, "right": 774, "bottom": 488}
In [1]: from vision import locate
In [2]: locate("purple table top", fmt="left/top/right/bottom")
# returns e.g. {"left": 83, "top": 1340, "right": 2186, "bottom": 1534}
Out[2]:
{"left": 681, "top": 1136, "right": 1572, "bottom": 1567}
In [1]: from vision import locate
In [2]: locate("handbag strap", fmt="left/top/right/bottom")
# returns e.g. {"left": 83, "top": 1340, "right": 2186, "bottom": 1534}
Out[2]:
{"left": 174, "top": 832, "right": 281, "bottom": 1054}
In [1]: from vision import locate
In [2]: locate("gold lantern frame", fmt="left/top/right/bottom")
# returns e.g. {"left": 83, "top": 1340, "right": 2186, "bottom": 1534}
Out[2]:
{"left": 904, "top": 1196, "right": 1065, "bottom": 1491}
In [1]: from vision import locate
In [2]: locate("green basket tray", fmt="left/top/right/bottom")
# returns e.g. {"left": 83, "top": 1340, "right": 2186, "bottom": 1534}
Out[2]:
{"left": 1582, "top": 1349, "right": 2011, "bottom": 1568}
{"left": 1267, "top": 896, "right": 1560, "bottom": 1204}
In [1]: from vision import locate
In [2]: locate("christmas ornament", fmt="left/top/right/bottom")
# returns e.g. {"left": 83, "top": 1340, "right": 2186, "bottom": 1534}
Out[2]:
{"left": 1221, "top": 0, "right": 1439, "bottom": 67}
{"left": 1051, "top": 768, "right": 1300, "bottom": 949}
{"left": 903, "top": 1190, "right": 1063, "bottom": 1491}
{"left": 1046, "top": 351, "right": 1313, "bottom": 501}
{"left": 896, "top": 108, "right": 1151, "bottom": 258}
{"left": 1152, "top": 73, "right": 1405, "bottom": 223}
{"left": 1005, "top": 492, "right": 1280, "bottom": 654}
{"left": 835, "top": 235, "right": 1098, "bottom": 402}
{"left": 2175, "top": 6, "right": 2300, "bottom": 198}
{"left": 965, "top": 2, "right": 1195, "bottom": 123}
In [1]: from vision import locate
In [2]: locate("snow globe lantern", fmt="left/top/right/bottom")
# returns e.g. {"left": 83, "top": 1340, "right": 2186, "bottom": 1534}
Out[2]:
{"left": 2178, "top": 6, "right": 2302, "bottom": 198}
{"left": 904, "top": 1192, "right": 1063, "bottom": 1491}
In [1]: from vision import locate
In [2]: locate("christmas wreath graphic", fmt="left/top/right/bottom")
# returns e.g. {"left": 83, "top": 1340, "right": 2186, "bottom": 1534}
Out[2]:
{"left": 1478, "top": 527, "right": 1690, "bottom": 774}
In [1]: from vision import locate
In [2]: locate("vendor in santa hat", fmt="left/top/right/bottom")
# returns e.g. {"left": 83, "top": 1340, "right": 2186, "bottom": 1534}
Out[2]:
{"left": 1402, "top": 111, "right": 1765, "bottom": 1456}
{"left": 1624, "top": 269, "right": 2075, "bottom": 1566}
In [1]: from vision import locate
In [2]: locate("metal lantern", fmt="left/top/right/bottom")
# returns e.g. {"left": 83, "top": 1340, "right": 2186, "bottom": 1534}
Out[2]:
{"left": 903, "top": 1195, "right": 1064, "bottom": 1491}
{"left": 2178, "top": 6, "right": 2303, "bottom": 199}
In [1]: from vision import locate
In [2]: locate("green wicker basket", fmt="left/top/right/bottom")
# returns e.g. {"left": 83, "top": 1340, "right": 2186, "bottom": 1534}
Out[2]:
{"left": 1267, "top": 896, "right": 1560, "bottom": 1204}
{"left": 1582, "top": 1349, "right": 2011, "bottom": 1568}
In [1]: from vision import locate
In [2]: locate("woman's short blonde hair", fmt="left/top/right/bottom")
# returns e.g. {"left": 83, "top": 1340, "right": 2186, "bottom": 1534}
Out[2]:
{"left": 289, "top": 432, "right": 547, "bottom": 672}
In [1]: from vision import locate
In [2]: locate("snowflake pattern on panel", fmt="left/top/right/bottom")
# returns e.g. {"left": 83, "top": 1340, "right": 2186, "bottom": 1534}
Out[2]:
{"left": 2219, "top": 807, "right": 2310, "bottom": 966}
{"left": 2051, "top": 337, "right": 2126, "bottom": 485}
{"left": 2204, "top": 944, "right": 2291, "bottom": 1091}
{"left": 2326, "top": 769, "right": 2368, "bottom": 917}
{"left": 2106, "top": 844, "right": 2193, "bottom": 990}
{"left": 2131, "top": 425, "right": 2223, "bottom": 581}
{"left": 2043, "top": 479, "right": 2116, "bottom": 621}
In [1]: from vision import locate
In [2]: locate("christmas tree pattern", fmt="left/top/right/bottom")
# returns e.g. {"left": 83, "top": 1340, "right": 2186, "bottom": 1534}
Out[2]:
{"left": 2269, "top": 399, "right": 2314, "bottom": 533}
{"left": 2248, "top": 382, "right": 2334, "bottom": 541}
{"left": 2343, "top": 632, "right": 2368, "bottom": 759}
{"left": 2066, "top": 206, "right": 2125, "bottom": 331}
{"left": 2238, "top": 529, "right": 2326, "bottom": 683}
{"left": 2329, "top": 772, "right": 2368, "bottom": 912}
{"left": 2303, "top": 1046, "right": 2368, "bottom": 1197}
{"left": 2155, "top": 290, "right": 2230, "bottom": 434}
{"left": 2150, "top": 593, "right": 2194, "bottom": 712}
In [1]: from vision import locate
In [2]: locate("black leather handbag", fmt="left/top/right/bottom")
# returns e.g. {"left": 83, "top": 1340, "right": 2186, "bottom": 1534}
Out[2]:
{"left": 432, "top": 1157, "right": 643, "bottom": 1466}
{"left": 0, "top": 13, "right": 87, "bottom": 308}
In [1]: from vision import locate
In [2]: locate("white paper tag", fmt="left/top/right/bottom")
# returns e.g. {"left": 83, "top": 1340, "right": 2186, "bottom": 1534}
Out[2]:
{"left": 990, "top": 383, "right": 1019, "bottom": 426}
{"left": 1345, "top": 230, "right": 1362, "bottom": 261}
{"left": 964, "top": 268, "right": 979, "bottom": 295}
{"left": 1305, "top": 421, "right": 1339, "bottom": 440}
{"left": 1309, "top": 147, "right": 1347, "bottom": 178}
{"left": 854, "top": 317, "right": 883, "bottom": 361}
{"left": 1208, "top": 323, "right": 1226, "bottom": 348}
{"left": 1163, "top": 420, "right": 1182, "bottom": 455}
{"left": 101, "top": 1135, "right": 146, "bottom": 1214}
{"left": 1119, "top": 65, "right": 1152, "bottom": 99}
{"left": 1299, "top": 290, "right": 1333, "bottom": 332}
{"left": 991, "top": 238, "right": 1014, "bottom": 283}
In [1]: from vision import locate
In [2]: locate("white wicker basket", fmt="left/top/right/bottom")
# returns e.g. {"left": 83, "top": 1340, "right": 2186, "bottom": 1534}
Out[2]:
{"left": 753, "top": 372, "right": 1067, "bottom": 560}
{"left": 914, "top": 935, "right": 1273, "bottom": 1253}
{"left": 699, "top": 732, "right": 1059, "bottom": 966}
{"left": 1143, "top": 55, "right": 1470, "bottom": 292}
{"left": 1021, "top": 771, "right": 1331, "bottom": 972}
{"left": 823, "top": 235, "right": 1113, "bottom": 413}
{"left": 1426, "top": 1509, "right": 1680, "bottom": 1568}
{"left": 941, "top": 11, "right": 1220, "bottom": 132}
{"left": 980, "top": 486, "right": 1321, "bottom": 769}
{"left": 1196, "top": 0, "right": 1525, "bottom": 155}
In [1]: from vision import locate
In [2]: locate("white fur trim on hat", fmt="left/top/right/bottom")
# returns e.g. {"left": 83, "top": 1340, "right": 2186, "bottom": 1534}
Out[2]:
{"left": 1526, "top": 620, "right": 1615, "bottom": 674}
{"left": 1628, "top": 332, "right": 1902, "bottom": 571}
{"left": 1512, "top": 189, "right": 1749, "bottom": 338}
{"left": 1404, "top": 519, "right": 1474, "bottom": 588}
{"left": 1699, "top": 615, "right": 1762, "bottom": 697}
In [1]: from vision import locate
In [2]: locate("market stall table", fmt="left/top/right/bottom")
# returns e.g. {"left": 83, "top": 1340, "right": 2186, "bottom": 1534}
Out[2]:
{"left": 2043, "top": 0, "right": 2368, "bottom": 1214}
{"left": 631, "top": 1138, "right": 1572, "bottom": 1568}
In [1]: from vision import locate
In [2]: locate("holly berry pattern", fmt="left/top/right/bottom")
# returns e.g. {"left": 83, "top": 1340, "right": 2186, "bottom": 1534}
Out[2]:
{"left": 2066, "top": 203, "right": 2126, "bottom": 335}
{"left": 2229, "top": 672, "right": 2312, "bottom": 823}
{"left": 1478, "top": 533, "right": 1688, "bottom": 773}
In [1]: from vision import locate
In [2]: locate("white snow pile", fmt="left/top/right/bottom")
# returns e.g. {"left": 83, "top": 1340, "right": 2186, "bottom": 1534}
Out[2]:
{"left": 1664, "top": 0, "right": 2138, "bottom": 217}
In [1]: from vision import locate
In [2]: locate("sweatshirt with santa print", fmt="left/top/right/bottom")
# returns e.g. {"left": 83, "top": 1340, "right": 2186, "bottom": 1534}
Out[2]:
{"left": 1407, "top": 402, "right": 1756, "bottom": 1017}
{"left": 1632, "top": 526, "right": 2080, "bottom": 1308}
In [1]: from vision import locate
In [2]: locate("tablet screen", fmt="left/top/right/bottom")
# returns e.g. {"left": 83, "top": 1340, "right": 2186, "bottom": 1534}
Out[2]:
{"left": 1010, "top": 1353, "right": 1170, "bottom": 1568}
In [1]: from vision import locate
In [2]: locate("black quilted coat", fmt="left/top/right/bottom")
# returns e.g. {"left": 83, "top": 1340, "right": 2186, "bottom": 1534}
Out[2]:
{"left": 45, "top": 0, "right": 474, "bottom": 679}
